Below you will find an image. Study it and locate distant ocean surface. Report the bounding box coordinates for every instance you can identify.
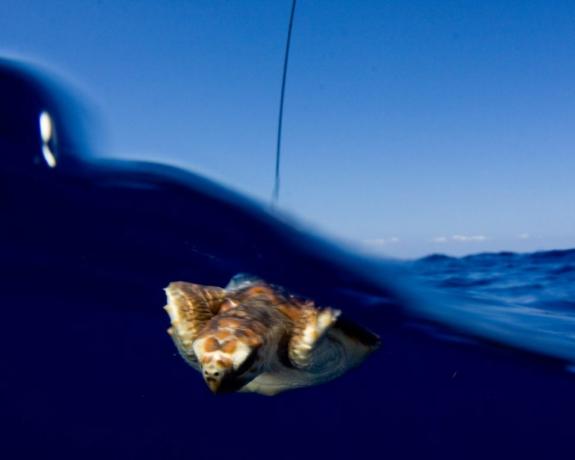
[409,248,575,363]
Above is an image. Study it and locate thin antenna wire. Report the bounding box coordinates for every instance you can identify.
[272,0,297,206]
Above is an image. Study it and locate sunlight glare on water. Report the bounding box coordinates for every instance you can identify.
[39,110,56,168]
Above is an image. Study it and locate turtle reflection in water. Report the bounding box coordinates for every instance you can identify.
[163,275,379,396]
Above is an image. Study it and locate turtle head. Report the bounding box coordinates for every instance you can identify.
[193,335,262,394]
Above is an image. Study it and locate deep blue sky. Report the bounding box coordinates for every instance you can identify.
[1,0,574,257]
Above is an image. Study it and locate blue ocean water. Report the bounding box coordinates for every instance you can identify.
[409,249,575,363]
[2,59,575,460]
[414,249,575,306]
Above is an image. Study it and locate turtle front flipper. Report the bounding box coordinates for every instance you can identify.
[288,306,341,370]
[164,282,227,367]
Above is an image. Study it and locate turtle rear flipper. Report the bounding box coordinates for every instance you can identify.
[225,273,264,291]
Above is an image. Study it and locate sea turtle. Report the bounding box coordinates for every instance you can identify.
[163,274,379,396]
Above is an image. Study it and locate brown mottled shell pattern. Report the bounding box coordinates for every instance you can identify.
[163,275,379,395]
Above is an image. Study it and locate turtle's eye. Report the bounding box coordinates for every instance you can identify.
[214,347,261,394]
[233,346,260,377]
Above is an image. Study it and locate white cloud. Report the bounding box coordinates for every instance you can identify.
[432,234,488,243]
[432,236,448,243]
[452,234,487,242]
[364,237,400,246]
[517,233,530,239]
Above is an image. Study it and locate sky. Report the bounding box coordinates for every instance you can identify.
[1,0,574,258]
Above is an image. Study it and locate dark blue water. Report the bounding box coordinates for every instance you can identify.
[409,250,575,363]
[415,250,575,306]
[2,59,574,460]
